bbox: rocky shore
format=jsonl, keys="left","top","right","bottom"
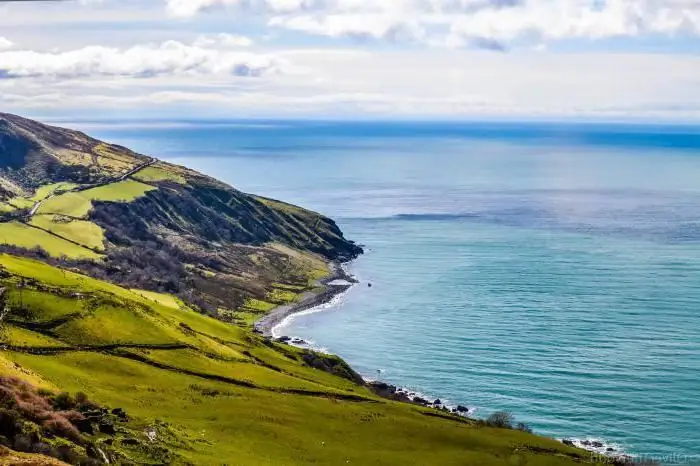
{"left": 253, "top": 262, "right": 358, "bottom": 337}
{"left": 366, "top": 380, "right": 474, "bottom": 417}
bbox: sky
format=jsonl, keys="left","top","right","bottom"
{"left": 0, "top": 0, "right": 699, "bottom": 121}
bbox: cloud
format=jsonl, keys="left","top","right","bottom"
{"left": 165, "top": 0, "right": 700, "bottom": 48}
{"left": 2, "top": 1, "right": 699, "bottom": 121}
{"left": 4, "top": 47, "right": 699, "bottom": 122}
{"left": 0, "top": 38, "right": 13, "bottom": 51}
{"left": 192, "top": 33, "right": 254, "bottom": 47}
{"left": 268, "top": 14, "right": 426, "bottom": 42}
{"left": 445, "top": 0, "right": 700, "bottom": 46}
{"left": 0, "top": 40, "right": 280, "bottom": 79}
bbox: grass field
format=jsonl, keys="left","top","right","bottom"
{"left": 38, "top": 180, "right": 156, "bottom": 218}
{"left": 30, "top": 215, "right": 105, "bottom": 251}
{"left": 0, "top": 222, "right": 101, "bottom": 259}
{"left": 12, "top": 178, "right": 154, "bottom": 257}
{"left": 133, "top": 166, "right": 186, "bottom": 184}
{"left": 30, "top": 182, "right": 80, "bottom": 202}
{"left": 36, "top": 192, "right": 91, "bottom": 218}
{"left": 0, "top": 253, "right": 606, "bottom": 466}
{"left": 82, "top": 179, "right": 156, "bottom": 202}
{"left": 7, "top": 197, "right": 34, "bottom": 210}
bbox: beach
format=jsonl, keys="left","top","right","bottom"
{"left": 253, "top": 262, "right": 358, "bottom": 337}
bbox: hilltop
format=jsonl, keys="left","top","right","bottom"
{"left": 0, "top": 114, "right": 613, "bottom": 465}
{"left": 0, "top": 112, "right": 361, "bottom": 322}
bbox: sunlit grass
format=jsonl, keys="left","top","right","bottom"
{"left": 133, "top": 166, "right": 186, "bottom": 184}
{"left": 30, "top": 182, "right": 79, "bottom": 202}
{"left": 0, "top": 254, "right": 604, "bottom": 466}
{"left": 38, "top": 180, "right": 156, "bottom": 218}
{"left": 30, "top": 215, "right": 105, "bottom": 251}
{"left": 0, "top": 222, "right": 101, "bottom": 259}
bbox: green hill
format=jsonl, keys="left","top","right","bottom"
{"left": 0, "top": 114, "right": 613, "bottom": 465}
{"left": 0, "top": 254, "right": 607, "bottom": 465}
{"left": 0, "top": 112, "right": 361, "bottom": 321}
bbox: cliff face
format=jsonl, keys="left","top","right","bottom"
{"left": 0, "top": 112, "right": 361, "bottom": 315}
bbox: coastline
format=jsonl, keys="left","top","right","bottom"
{"left": 254, "top": 259, "right": 630, "bottom": 462}
{"left": 253, "top": 261, "right": 358, "bottom": 337}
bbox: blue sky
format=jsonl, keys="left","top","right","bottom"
{"left": 0, "top": 0, "right": 699, "bottom": 121}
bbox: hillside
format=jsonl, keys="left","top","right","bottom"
{"left": 0, "top": 254, "right": 610, "bottom": 465}
{"left": 0, "top": 112, "right": 361, "bottom": 321}
{"left": 0, "top": 114, "right": 613, "bottom": 465}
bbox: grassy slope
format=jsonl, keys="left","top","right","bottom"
{"left": 0, "top": 178, "right": 151, "bottom": 258}
{"left": 0, "top": 254, "right": 603, "bottom": 466}
{"left": 30, "top": 215, "right": 105, "bottom": 251}
{"left": 0, "top": 222, "right": 100, "bottom": 259}
{"left": 0, "top": 447, "right": 70, "bottom": 465}
{"left": 0, "top": 113, "right": 362, "bottom": 319}
{"left": 37, "top": 180, "right": 156, "bottom": 218}
{"left": 30, "top": 182, "right": 79, "bottom": 202}
{"left": 132, "top": 166, "right": 186, "bottom": 184}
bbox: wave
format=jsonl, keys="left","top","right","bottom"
{"left": 271, "top": 284, "right": 353, "bottom": 340}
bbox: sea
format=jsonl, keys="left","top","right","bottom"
{"left": 77, "top": 119, "right": 700, "bottom": 463}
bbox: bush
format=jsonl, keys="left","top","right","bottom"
{"left": 485, "top": 411, "right": 514, "bottom": 429}
{"left": 37, "top": 388, "right": 54, "bottom": 398}
{"left": 0, "top": 386, "right": 18, "bottom": 409}
{"left": 51, "top": 392, "right": 76, "bottom": 411}
{"left": 74, "top": 392, "right": 97, "bottom": 411}
{"left": 0, "top": 378, "right": 108, "bottom": 463}
{"left": 43, "top": 415, "right": 82, "bottom": 443}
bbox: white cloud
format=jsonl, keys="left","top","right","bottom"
{"left": 268, "top": 14, "right": 426, "bottom": 42}
{"left": 0, "top": 38, "right": 13, "bottom": 51}
{"left": 166, "top": 0, "right": 700, "bottom": 48}
{"left": 3, "top": 47, "right": 700, "bottom": 121}
{"left": 446, "top": 0, "right": 700, "bottom": 48}
{"left": 1, "top": 1, "right": 699, "bottom": 120}
{"left": 193, "top": 33, "right": 254, "bottom": 47}
{"left": 0, "top": 40, "right": 280, "bottom": 79}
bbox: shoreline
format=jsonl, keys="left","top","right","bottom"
{"left": 253, "top": 261, "right": 358, "bottom": 337}
{"left": 254, "top": 259, "right": 629, "bottom": 462}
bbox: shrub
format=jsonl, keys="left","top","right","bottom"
{"left": 37, "top": 388, "right": 54, "bottom": 398}
{"left": 51, "top": 392, "right": 76, "bottom": 411}
{"left": 485, "top": 411, "right": 514, "bottom": 429}
{"left": 0, "top": 386, "right": 18, "bottom": 409}
{"left": 43, "top": 415, "right": 82, "bottom": 443}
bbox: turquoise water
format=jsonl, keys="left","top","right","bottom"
{"left": 83, "top": 120, "right": 700, "bottom": 461}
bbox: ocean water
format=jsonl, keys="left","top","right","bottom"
{"left": 82, "top": 120, "right": 700, "bottom": 461}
